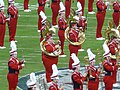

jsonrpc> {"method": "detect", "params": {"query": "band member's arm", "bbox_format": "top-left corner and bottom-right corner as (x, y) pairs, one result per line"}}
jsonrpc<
(8, 7), (15, 16)
(104, 63), (114, 71)
(97, 1), (107, 11)
(49, 86), (56, 90)
(8, 61), (23, 70)
(38, 0), (46, 5)
(0, 15), (6, 24)
(95, 69), (101, 78)
(113, 3), (119, 11)
(72, 74), (84, 84)
(58, 19), (67, 29)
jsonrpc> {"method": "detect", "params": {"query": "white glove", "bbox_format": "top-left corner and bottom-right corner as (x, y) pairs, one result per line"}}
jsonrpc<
(105, 2), (109, 6)
(6, 18), (10, 21)
(53, 51), (58, 55)
(21, 64), (25, 67)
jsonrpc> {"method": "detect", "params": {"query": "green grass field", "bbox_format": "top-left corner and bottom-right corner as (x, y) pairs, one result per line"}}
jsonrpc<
(0, 0), (115, 89)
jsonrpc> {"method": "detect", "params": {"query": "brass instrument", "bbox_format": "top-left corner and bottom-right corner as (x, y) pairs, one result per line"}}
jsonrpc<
(70, 8), (75, 19)
(117, 25), (120, 32)
(41, 20), (52, 37)
(105, 21), (120, 41)
(67, 8), (76, 25)
(65, 27), (85, 45)
(40, 38), (62, 57)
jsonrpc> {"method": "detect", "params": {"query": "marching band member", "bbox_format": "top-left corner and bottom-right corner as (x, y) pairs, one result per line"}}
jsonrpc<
(49, 64), (64, 90)
(51, 0), (60, 27)
(108, 30), (120, 84)
(96, 0), (107, 40)
(74, 2), (87, 52)
(88, 0), (95, 14)
(37, 0), (47, 32)
(71, 53), (87, 90)
(86, 49), (100, 90)
(26, 73), (36, 90)
(24, 0), (31, 12)
(102, 42), (116, 90)
(7, 42), (25, 90)
(65, 0), (71, 19)
(58, 2), (67, 57)
(77, 0), (85, 16)
(40, 32), (60, 83)
(112, 0), (120, 27)
(39, 11), (47, 41)
(7, 0), (18, 42)
(68, 21), (80, 70)
(0, 0), (6, 49)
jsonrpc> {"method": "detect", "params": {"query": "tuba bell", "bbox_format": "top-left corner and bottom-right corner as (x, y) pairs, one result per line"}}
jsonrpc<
(40, 39), (62, 57)
(65, 26), (85, 46)
(40, 28), (61, 57)
(105, 21), (120, 41)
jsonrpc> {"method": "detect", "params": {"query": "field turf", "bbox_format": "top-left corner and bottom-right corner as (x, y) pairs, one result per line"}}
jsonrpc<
(0, 0), (114, 89)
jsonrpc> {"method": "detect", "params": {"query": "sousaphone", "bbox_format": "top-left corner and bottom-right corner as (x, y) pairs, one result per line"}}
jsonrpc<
(40, 27), (61, 57)
(65, 27), (85, 45)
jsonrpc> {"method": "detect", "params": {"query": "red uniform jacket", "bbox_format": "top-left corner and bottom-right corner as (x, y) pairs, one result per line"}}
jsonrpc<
(72, 71), (85, 90)
(86, 65), (100, 90)
(0, 12), (6, 24)
(8, 57), (23, 74)
(96, 0), (107, 12)
(52, 0), (60, 4)
(108, 41), (118, 58)
(58, 17), (67, 30)
(38, 0), (46, 6)
(77, 17), (86, 30)
(44, 40), (57, 53)
(103, 60), (114, 75)
(8, 5), (18, 19)
(113, 1), (119, 12)
(86, 65), (100, 81)
(69, 29), (79, 42)
(49, 81), (60, 90)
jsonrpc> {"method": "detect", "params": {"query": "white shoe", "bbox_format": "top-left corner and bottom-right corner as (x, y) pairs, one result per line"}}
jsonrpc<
(113, 83), (119, 87)
(78, 49), (84, 52)
(0, 46), (6, 49)
(52, 25), (58, 28)
(59, 54), (67, 57)
(37, 30), (40, 32)
(96, 37), (105, 40)
(24, 9), (31, 12)
(88, 11), (95, 14)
